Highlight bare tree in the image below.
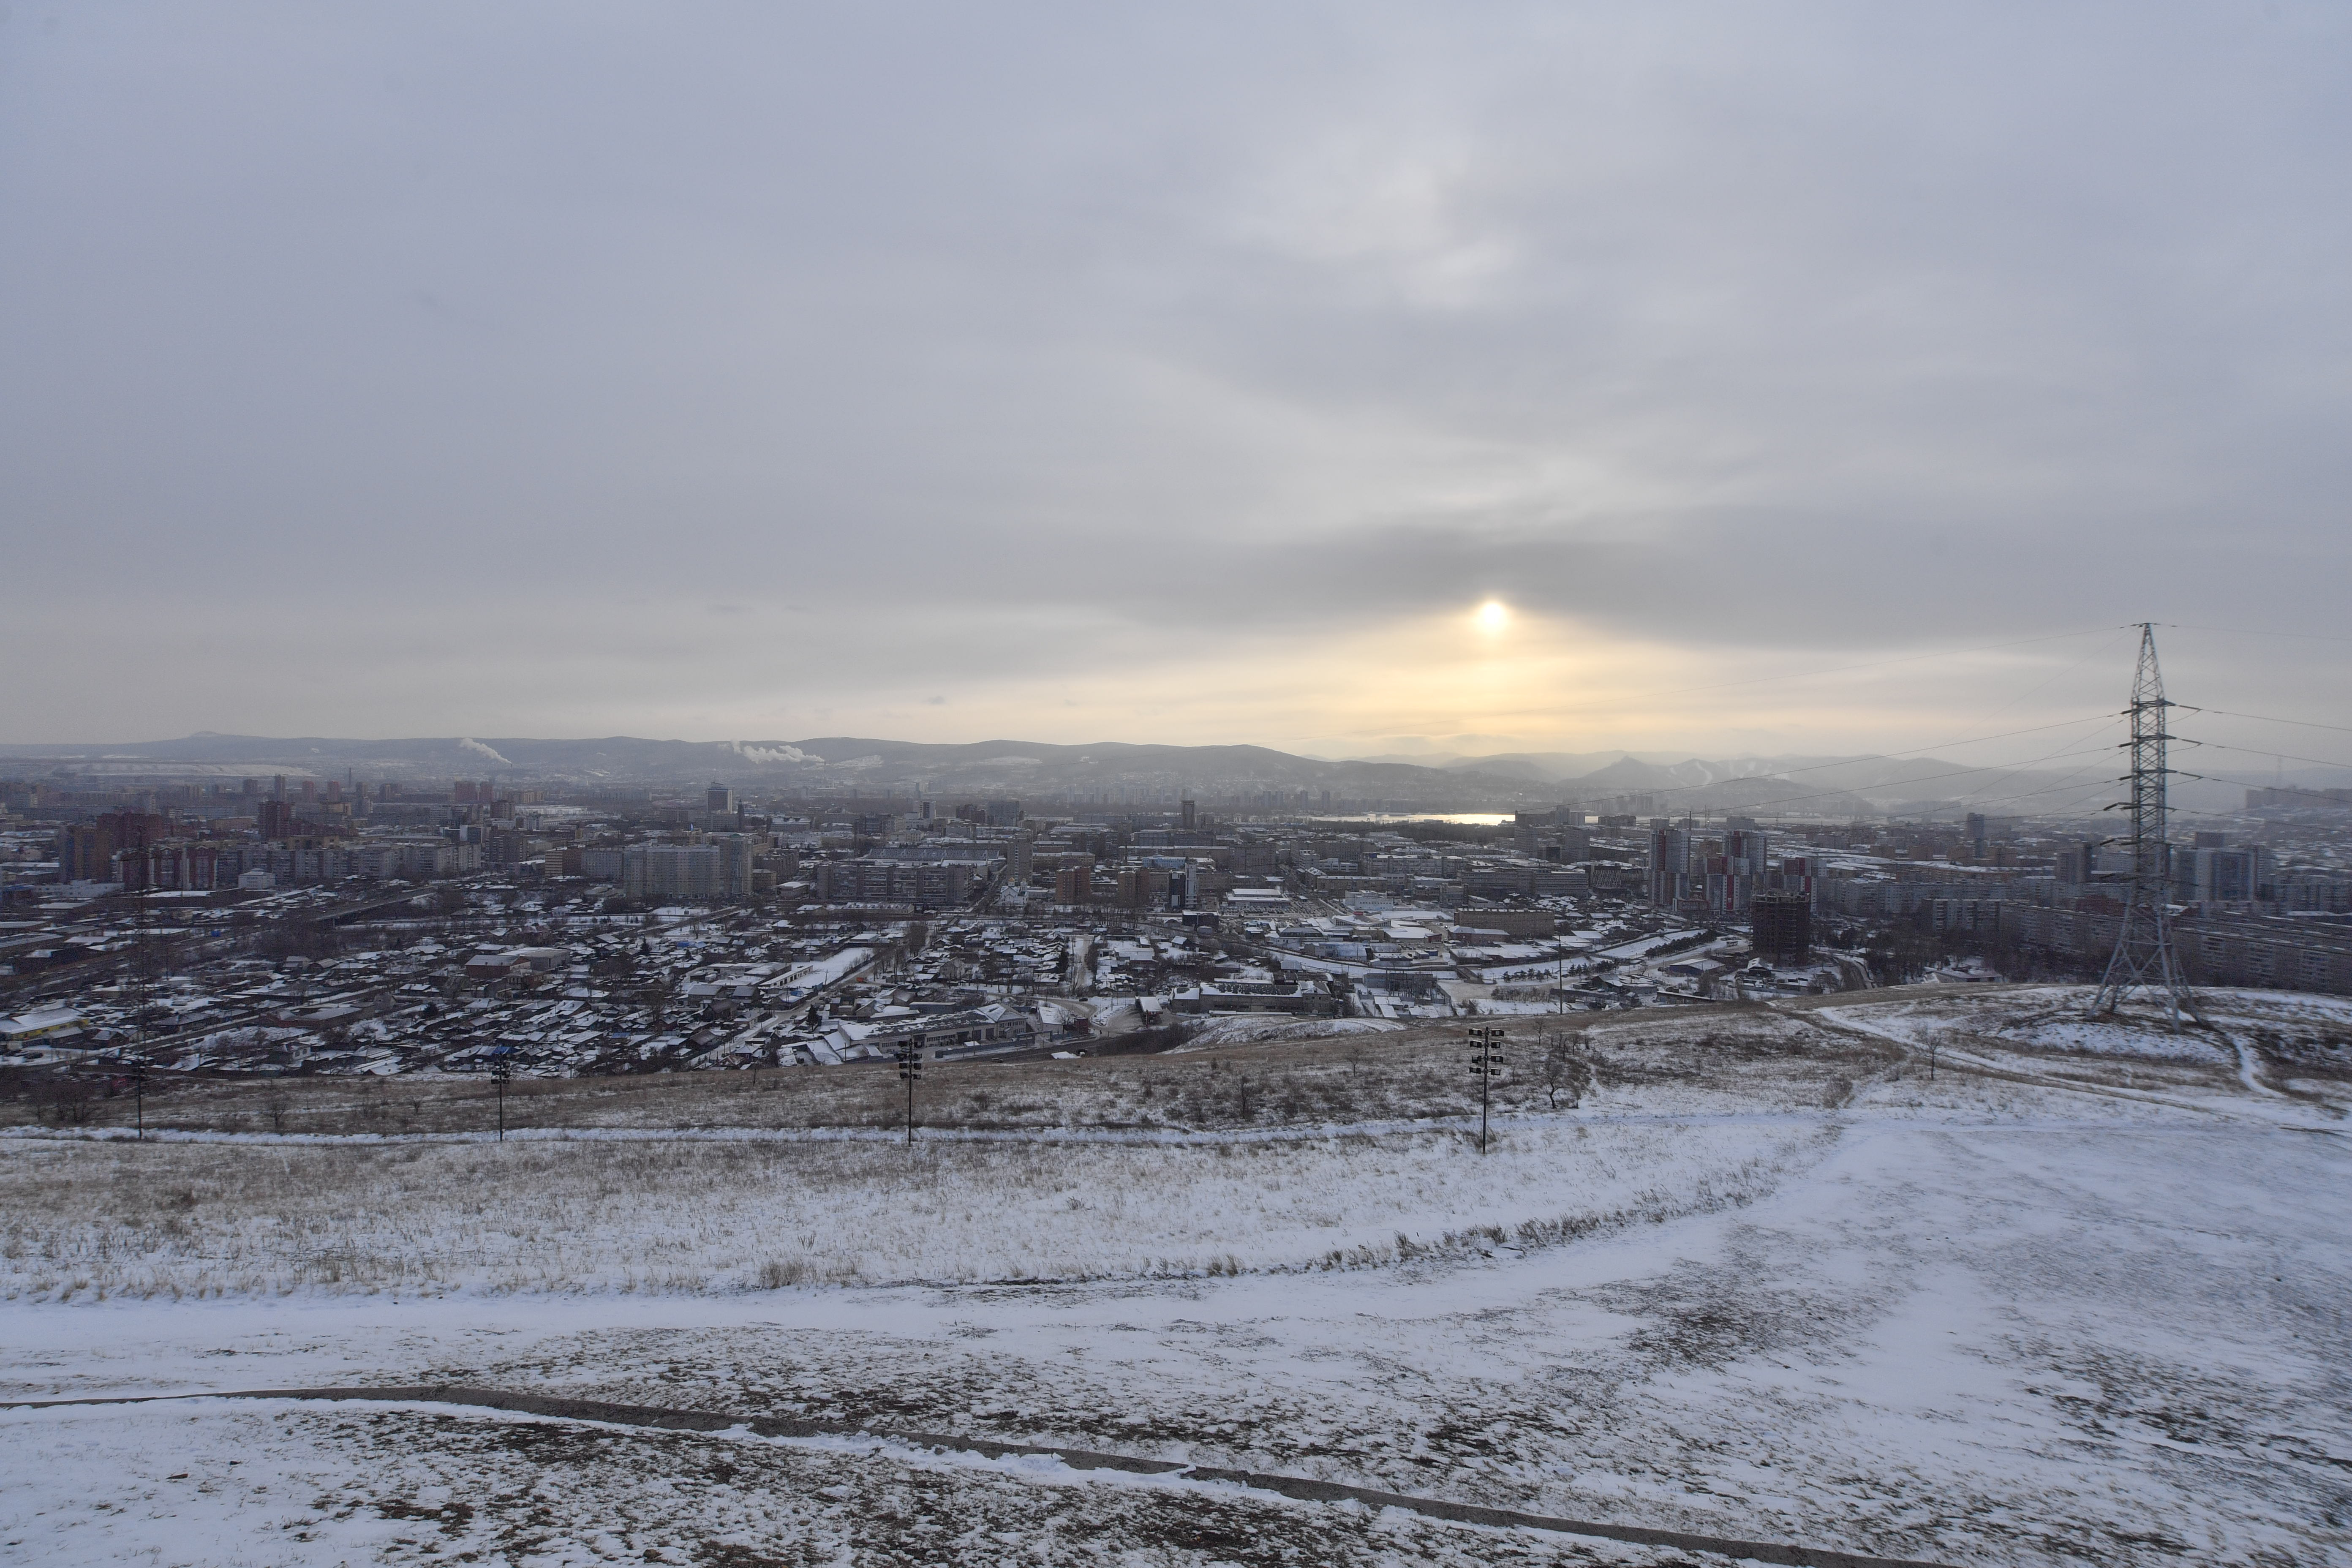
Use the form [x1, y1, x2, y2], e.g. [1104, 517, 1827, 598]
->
[1538, 1030, 1590, 1111]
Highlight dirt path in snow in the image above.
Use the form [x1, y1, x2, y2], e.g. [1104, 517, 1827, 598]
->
[2, 1384, 1958, 1568]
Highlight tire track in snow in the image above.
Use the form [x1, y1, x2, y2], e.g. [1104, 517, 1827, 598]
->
[1805, 1003, 2300, 1119]
[3, 1384, 1961, 1568]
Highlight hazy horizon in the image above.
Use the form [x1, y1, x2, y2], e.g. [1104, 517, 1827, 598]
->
[6, 4, 2348, 790]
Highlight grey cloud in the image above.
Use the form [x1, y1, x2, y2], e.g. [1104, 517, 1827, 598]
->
[2, 2, 2347, 740]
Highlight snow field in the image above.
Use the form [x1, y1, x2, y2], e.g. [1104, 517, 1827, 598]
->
[0, 1115, 1821, 1302]
[1176, 1016, 1403, 1048]
[1818, 985, 2352, 1067]
[1821, 995, 2234, 1066]
[0, 1397, 1689, 1568]
[12, 993, 2347, 1564]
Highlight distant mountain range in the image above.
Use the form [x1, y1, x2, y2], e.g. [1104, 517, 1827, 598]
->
[1403, 746, 2289, 817]
[0, 732, 2299, 818]
[0, 733, 1550, 808]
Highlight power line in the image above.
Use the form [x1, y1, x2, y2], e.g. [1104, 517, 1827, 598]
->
[1950, 761, 2128, 814]
[1947, 713, 2130, 810]
[1561, 626, 2122, 710]
[2191, 767, 2328, 793]
[2163, 623, 2352, 647]
[1605, 712, 2122, 803]
[2178, 705, 2352, 739]
[2181, 740, 2352, 773]
[1685, 739, 2123, 817]
[1943, 626, 2134, 740]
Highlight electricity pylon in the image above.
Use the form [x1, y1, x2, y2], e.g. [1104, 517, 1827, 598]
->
[2087, 623, 2204, 1029]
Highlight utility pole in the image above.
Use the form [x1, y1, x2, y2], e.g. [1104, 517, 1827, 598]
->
[1466, 1024, 1505, 1154]
[2087, 623, 2204, 1029]
[489, 1047, 512, 1141]
[896, 1040, 922, 1147]
[130, 903, 152, 1141]
[130, 1048, 149, 1141]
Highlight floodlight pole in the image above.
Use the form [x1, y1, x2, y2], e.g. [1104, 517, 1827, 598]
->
[896, 1041, 923, 1147]
[1466, 1025, 1505, 1154]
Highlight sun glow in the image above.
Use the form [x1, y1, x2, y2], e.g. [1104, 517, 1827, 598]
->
[1474, 599, 1510, 633]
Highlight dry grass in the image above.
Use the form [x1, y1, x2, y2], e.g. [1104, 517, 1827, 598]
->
[0, 1117, 1816, 1302]
[0, 1006, 1884, 1140]
[0, 1009, 1899, 1303]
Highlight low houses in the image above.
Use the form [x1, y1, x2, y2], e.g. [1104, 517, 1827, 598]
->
[1173, 977, 1342, 1016]
[0, 1007, 86, 1045]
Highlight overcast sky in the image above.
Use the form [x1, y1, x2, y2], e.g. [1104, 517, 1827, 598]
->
[4, 2, 2348, 776]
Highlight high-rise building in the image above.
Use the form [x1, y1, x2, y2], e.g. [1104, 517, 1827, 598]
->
[1751, 891, 1812, 962]
[2054, 842, 2104, 894]
[58, 821, 117, 882]
[66, 810, 171, 874]
[710, 833, 755, 898]
[1710, 828, 1768, 917]
[622, 843, 725, 901]
[810, 859, 987, 908]
[1116, 866, 1175, 909]
[1722, 828, 1767, 880]
[706, 783, 736, 814]
[1647, 827, 1688, 908]
[2188, 845, 2268, 905]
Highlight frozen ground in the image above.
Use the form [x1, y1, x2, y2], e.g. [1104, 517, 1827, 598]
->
[1816, 984, 2352, 1113]
[4, 988, 2349, 1566]
[1177, 1015, 1405, 1049]
[0, 1117, 1813, 1299]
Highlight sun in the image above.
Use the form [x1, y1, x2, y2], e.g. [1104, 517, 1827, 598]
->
[1474, 599, 1510, 633]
